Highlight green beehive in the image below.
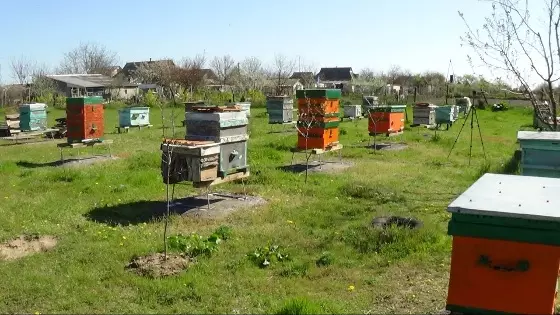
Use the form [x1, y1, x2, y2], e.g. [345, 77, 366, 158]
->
[66, 96, 104, 106]
[295, 89, 341, 99]
[435, 105, 458, 124]
[369, 105, 406, 113]
[517, 131, 560, 178]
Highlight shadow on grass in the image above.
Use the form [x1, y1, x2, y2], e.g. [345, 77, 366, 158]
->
[16, 156, 114, 168]
[499, 149, 521, 175]
[277, 163, 323, 174]
[85, 197, 224, 226]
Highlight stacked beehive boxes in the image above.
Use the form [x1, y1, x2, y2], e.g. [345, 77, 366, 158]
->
[446, 173, 560, 315]
[368, 105, 406, 136]
[185, 107, 249, 178]
[0, 114, 21, 136]
[66, 96, 105, 143]
[118, 107, 150, 128]
[161, 139, 220, 184]
[19, 103, 47, 131]
[413, 103, 437, 126]
[266, 96, 294, 124]
[455, 97, 472, 115]
[295, 89, 341, 150]
[517, 131, 560, 178]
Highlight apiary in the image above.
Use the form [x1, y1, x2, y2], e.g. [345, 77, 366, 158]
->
[368, 105, 406, 136]
[118, 107, 150, 127]
[160, 139, 220, 184]
[446, 173, 560, 315]
[19, 103, 47, 131]
[295, 89, 341, 150]
[413, 103, 437, 126]
[266, 96, 294, 124]
[185, 106, 249, 177]
[343, 105, 362, 119]
[517, 131, 560, 178]
[66, 96, 105, 143]
[435, 105, 458, 125]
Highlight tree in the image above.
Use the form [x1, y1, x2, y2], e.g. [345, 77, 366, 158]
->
[270, 54, 295, 95]
[459, 0, 559, 130]
[10, 55, 34, 85]
[58, 42, 118, 75]
[211, 55, 236, 86]
[239, 56, 266, 91]
[176, 54, 207, 91]
[30, 64, 57, 101]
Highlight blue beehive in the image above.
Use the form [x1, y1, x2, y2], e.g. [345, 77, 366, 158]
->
[19, 103, 47, 131]
[518, 131, 560, 178]
[118, 107, 150, 127]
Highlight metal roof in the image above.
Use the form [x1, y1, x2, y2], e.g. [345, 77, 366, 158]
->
[47, 74, 138, 88]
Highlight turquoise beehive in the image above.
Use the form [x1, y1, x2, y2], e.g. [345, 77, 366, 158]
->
[118, 107, 150, 127]
[19, 103, 47, 131]
[517, 131, 560, 178]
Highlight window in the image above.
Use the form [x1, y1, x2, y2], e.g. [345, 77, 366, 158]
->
[125, 90, 127, 94]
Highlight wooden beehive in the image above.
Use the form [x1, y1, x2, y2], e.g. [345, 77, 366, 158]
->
[446, 173, 560, 315]
[118, 107, 150, 127]
[160, 139, 220, 184]
[266, 96, 294, 123]
[235, 102, 251, 117]
[435, 105, 458, 125]
[368, 105, 406, 136]
[296, 89, 341, 150]
[19, 103, 47, 131]
[517, 131, 560, 178]
[66, 96, 105, 143]
[413, 103, 437, 126]
[343, 105, 362, 118]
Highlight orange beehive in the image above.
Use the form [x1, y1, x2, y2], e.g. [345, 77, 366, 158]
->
[367, 105, 405, 136]
[66, 97, 105, 143]
[297, 98, 340, 115]
[297, 127, 339, 150]
[446, 174, 560, 315]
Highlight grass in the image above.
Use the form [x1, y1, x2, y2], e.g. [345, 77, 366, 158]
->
[0, 104, 532, 314]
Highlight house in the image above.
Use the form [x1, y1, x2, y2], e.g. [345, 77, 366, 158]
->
[106, 66, 122, 77]
[289, 72, 315, 87]
[262, 78, 304, 96]
[315, 67, 356, 92]
[46, 74, 139, 99]
[201, 69, 219, 84]
[119, 59, 176, 84]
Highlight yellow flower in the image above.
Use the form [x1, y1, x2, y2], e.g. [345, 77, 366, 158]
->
[122, 236, 127, 240]
[119, 243, 124, 246]
[4, 196, 7, 199]
[118, 199, 121, 202]
[34, 312, 40, 315]
[95, 182, 99, 185]
[286, 220, 294, 224]
[347, 285, 355, 291]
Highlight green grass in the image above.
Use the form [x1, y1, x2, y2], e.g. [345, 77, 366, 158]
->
[0, 104, 531, 314]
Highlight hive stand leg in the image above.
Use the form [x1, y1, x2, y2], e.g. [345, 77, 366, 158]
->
[206, 185, 211, 211]
[171, 184, 176, 206]
[291, 151, 296, 166]
[59, 147, 64, 163]
[339, 148, 342, 162]
[108, 143, 112, 158]
[318, 153, 323, 170]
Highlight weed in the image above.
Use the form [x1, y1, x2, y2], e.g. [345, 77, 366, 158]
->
[274, 298, 322, 315]
[248, 244, 290, 268]
[167, 226, 232, 258]
[279, 262, 310, 278]
[316, 252, 334, 267]
[340, 183, 405, 204]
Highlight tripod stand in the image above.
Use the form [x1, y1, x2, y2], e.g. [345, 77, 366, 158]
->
[447, 95, 487, 166]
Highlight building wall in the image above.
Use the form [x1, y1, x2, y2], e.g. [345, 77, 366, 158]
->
[109, 87, 139, 100]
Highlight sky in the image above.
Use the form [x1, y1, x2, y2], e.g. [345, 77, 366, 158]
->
[0, 0, 491, 84]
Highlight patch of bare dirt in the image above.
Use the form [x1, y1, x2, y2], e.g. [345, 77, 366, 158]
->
[176, 192, 268, 219]
[0, 234, 57, 261]
[126, 253, 192, 278]
[367, 142, 409, 151]
[280, 160, 354, 174]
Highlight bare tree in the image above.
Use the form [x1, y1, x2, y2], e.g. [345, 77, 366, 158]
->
[10, 55, 34, 85]
[177, 54, 207, 91]
[58, 42, 118, 75]
[295, 94, 326, 183]
[30, 63, 57, 101]
[459, 0, 559, 130]
[240, 56, 266, 91]
[211, 55, 236, 87]
[271, 54, 296, 95]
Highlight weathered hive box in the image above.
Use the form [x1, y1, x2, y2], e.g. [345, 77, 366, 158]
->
[517, 131, 560, 178]
[184, 101, 205, 113]
[19, 103, 47, 131]
[118, 107, 150, 127]
[368, 105, 406, 136]
[66, 96, 105, 143]
[296, 89, 341, 150]
[343, 105, 362, 118]
[413, 103, 437, 126]
[266, 96, 294, 123]
[235, 102, 251, 117]
[160, 139, 220, 184]
[435, 105, 458, 125]
[362, 95, 379, 115]
[446, 173, 560, 315]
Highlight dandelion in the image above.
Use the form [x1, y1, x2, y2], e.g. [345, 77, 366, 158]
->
[347, 285, 355, 291]
[118, 199, 121, 202]
[95, 182, 99, 185]
[122, 236, 127, 240]
[286, 220, 294, 224]
[119, 242, 124, 246]
[34, 312, 40, 315]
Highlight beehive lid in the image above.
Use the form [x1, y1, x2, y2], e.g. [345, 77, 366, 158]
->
[295, 89, 341, 99]
[21, 103, 47, 110]
[517, 130, 560, 141]
[448, 173, 560, 221]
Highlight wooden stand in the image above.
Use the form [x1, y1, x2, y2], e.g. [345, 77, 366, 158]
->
[57, 139, 114, 162]
[0, 128, 59, 144]
[290, 143, 343, 166]
[192, 170, 250, 188]
[116, 124, 153, 133]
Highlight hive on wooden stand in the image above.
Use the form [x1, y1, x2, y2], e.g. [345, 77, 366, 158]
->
[0, 114, 21, 136]
[343, 105, 362, 119]
[517, 131, 560, 178]
[19, 103, 47, 131]
[367, 105, 406, 136]
[160, 139, 220, 184]
[445, 173, 560, 315]
[412, 103, 437, 126]
[118, 107, 150, 128]
[266, 96, 294, 124]
[296, 89, 341, 150]
[65, 96, 105, 143]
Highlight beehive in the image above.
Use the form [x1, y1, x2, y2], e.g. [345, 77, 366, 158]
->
[446, 173, 560, 315]
[296, 89, 341, 150]
[235, 102, 251, 117]
[185, 109, 248, 177]
[435, 105, 458, 125]
[362, 95, 379, 115]
[368, 105, 406, 136]
[19, 103, 47, 131]
[413, 103, 437, 126]
[456, 97, 472, 115]
[118, 107, 150, 127]
[517, 131, 560, 178]
[66, 96, 105, 143]
[266, 96, 294, 123]
[343, 105, 362, 118]
[160, 139, 220, 184]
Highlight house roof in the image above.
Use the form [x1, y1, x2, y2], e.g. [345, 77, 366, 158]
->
[120, 59, 175, 77]
[264, 78, 301, 87]
[317, 67, 354, 81]
[46, 74, 138, 88]
[290, 72, 314, 80]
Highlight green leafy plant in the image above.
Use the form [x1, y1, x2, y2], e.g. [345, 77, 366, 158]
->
[248, 244, 290, 268]
[315, 251, 334, 267]
[167, 226, 232, 258]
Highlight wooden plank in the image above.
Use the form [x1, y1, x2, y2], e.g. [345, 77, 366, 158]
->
[290, 143, 343, 155]
[192, 171, 250, 188]
[57, 139, 113, 148]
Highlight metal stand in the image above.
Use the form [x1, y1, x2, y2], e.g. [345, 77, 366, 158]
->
[290, 144, 344, 166]
[57, 139, 113, 163]
[447, 105, 486, 165]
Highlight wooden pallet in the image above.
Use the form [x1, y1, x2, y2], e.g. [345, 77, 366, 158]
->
[291, 143, 343, 154]
[192, 170, 250, 188]
[57, 139, 113, 148]
[116, 124, 153, 133]
[191, 105, 242, 113]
